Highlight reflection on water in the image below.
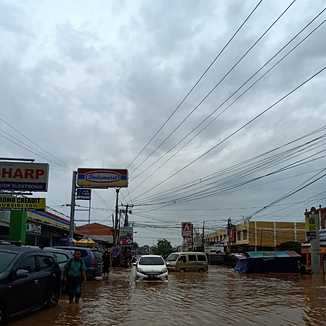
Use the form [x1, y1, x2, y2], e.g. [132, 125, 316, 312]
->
[10, 266, 326, 326]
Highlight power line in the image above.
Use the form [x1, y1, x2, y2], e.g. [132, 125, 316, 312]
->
[0, 117, 67, 168]
[131, 64, 326, 201]
[131, 0, 296, 175]
[247, 169, 326, 218]
[127, 0, 264, 169]
[134, 125, 326, 203]
[131, 10, 326, 186]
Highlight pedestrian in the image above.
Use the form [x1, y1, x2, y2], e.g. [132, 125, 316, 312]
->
[102, 248, 111, 279]
[64, 250, 87, 304]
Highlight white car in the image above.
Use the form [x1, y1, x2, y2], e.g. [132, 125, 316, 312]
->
[135, 255, 168, 281]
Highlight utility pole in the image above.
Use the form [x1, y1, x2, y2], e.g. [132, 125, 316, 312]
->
[69, 171, 77, 240]
[120, 203, 134, 227]
[202, 220, 205, 251]
[114, 188, 120, 245]
[124, 204, 129, 227]
[88, 194, 91, 224]
[306, 207, 321, 275]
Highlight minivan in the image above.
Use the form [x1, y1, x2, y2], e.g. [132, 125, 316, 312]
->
[166, 252, 208, 272]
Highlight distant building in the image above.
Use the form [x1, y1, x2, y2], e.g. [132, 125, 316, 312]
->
[76, 223, 114, 245]
[206, 219, 305, 251]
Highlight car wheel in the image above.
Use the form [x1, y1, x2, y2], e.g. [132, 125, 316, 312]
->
[0, 305, 7, 324]
[46, 289, 59, 307]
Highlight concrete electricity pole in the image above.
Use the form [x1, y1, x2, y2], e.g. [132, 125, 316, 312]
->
[114, 188, 120, 245]
[69, 171, 77, 240]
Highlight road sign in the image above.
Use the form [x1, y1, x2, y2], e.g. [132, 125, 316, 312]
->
[77, 168, 128, 188]
[0, 196, 46, 209]
[76, 188, 91, 200]
[181, 222, 193, 238]
[0, 162, 49, 192]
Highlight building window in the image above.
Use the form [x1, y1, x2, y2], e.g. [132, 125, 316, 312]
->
[243, 230, 248, 240]
[237, 231, 241, 241]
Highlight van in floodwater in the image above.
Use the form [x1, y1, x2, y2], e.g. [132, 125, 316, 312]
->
[166, 252, 208, 272]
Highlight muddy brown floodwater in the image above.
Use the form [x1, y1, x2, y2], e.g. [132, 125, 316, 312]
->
[9, 266, 326, 326]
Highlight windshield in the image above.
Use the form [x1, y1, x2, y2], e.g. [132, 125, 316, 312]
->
[139, 256, 165, 265]
[0, 252, 17, 273]
[166, 253, 179, 261]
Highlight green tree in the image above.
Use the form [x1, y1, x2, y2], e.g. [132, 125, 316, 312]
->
[151, 239, 173, 258]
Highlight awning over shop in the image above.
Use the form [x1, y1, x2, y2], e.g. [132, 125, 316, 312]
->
[27, 210, 69, 231]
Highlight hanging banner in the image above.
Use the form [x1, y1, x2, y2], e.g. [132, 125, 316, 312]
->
[0, 162, 49, 192]
[76, 188, 91, 200]
[77, 168, 128, 188]
[0, 197, 46, 209]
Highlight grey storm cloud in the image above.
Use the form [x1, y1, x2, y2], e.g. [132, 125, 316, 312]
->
[0, 0, 325, 245]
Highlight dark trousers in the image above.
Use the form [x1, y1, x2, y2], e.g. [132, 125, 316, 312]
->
[67, 276, 82, 303]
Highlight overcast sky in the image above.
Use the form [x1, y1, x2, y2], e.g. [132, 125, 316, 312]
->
[1, 0, 326, 245]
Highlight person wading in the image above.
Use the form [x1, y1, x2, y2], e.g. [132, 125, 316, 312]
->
[102, 248, 112, 279]
[64, 250, 87, 304]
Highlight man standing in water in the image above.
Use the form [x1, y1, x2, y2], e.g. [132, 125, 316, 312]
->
[102, 248, 112, 279]
[64, 250, 87, 304]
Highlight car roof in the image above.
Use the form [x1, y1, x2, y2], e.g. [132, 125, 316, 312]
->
[139, 255, 164, 258]
[172, 252, 206, 255]
[0, 244, 43, 254]
[43, 247, 73, 254]
[54, 246, 92, 251]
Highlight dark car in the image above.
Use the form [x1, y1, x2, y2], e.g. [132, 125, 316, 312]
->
[43, 248, 73, 280]
[91, 250, 103, 277]
[54, 246, 100, 279]
[0, 245, 61, 324]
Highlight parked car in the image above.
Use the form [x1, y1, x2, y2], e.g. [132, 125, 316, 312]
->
[166, 252, 208, 272]
[0, 245, 61, 324]
[54, 246, 100, 279]
[134, 255, 168, 281]
[91, 250, 103, 277]
[43, 247, 73, 280]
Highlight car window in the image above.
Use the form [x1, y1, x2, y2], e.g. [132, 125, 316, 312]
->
[0, 252, 17, 273]
[178, 255, 187, 263]
[18, 255, 36, 272]
[197, 255, 207, 262]
[188, 255, 197, 262]
[139, 257, 165, 265]
[37, 256, 55, 269]
[53, 253, 69, 264]
[166, 253, 179, 261]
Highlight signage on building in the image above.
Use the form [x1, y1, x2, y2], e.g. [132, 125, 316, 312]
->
[319, 207, 326, 229]
[77, 168, 128, 188]
[319, 229, 326, 241]
[76, 188, 91, 200]
[306, 231, 316, 241]
[0, 196, 46, 209]
[181, 222, 193, 238]
[119, 226, 133, 245]
[0, 162, 49, 192]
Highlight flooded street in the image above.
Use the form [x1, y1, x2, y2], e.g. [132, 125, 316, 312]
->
[10, 266, 326, 326]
